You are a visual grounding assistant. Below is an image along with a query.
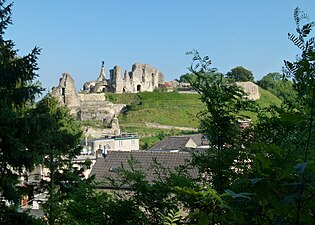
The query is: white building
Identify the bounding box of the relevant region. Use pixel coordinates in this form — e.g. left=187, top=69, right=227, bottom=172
left=83, top=133, right=139, bottom=155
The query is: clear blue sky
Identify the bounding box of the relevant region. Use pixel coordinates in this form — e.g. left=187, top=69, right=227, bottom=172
left=5, top=0, right=315, bottom=91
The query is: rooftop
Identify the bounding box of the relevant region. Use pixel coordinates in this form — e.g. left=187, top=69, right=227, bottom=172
left=150, top=134, right=206, bottom=151
left=90, top=150, right=198, bottom=187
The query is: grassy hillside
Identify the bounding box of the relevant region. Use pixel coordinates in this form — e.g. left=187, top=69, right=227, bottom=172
left=117, top=92, right=201, bottom=128
left=104, top=89, right=281, bottom=149
left=107, top=88, right=281, bottom=134
left=256, top=87, right=282, bottom=108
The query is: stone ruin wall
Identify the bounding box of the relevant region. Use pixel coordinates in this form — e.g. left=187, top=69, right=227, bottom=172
left=82, top=63, right=164, bottom=94
left=78, top=92, right=125, bottom=126
left=110, top=63, right=163, bottom=93
left=51, top=73, right=124, bottom=136
left=236, top=82, right=260, bottom=100
left=51, top=73, right=80, bottom=114
left=78, top=93, right=106, bottom=102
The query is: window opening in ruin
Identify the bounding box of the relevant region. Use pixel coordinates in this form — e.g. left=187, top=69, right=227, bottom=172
left=137, top=85, right=141, bottom=92
left=61, top=88, right=65, bottom=95
left=123, top=87, right=126, bottom=93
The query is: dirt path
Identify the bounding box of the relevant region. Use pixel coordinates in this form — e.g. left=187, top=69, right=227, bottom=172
left=145, top=122, right=198, bottom=131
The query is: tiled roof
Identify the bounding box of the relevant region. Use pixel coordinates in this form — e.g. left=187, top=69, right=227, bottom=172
left=90, top=151, right=198, bottom=187
left=150, top=134, right=203, bottom=151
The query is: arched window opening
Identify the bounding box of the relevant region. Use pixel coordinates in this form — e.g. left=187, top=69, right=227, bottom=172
left=137, top=85, right=141, bottom=92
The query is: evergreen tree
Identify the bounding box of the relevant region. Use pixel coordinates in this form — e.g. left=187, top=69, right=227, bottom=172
left=0, top=0, right=43, bottom=208
left=0, top=2, right=84, bottom=224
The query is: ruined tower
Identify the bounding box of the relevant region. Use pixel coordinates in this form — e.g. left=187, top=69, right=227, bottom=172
left=51, top=73, right=80, bottom=113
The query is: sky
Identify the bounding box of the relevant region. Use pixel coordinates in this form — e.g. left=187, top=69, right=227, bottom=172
left=5, top=0, right=315, bottom=91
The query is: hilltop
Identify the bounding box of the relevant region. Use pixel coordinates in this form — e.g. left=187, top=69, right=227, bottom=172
left=105, top=88, right=281, bottom=148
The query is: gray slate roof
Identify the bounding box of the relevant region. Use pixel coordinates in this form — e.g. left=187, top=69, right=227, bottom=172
left=150, top=134, right=204, bottom=151
left=90, top=150, right=198, bottom=187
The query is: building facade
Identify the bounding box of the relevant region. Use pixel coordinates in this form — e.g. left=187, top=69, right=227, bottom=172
left=85, top=133, right=140, bottom=154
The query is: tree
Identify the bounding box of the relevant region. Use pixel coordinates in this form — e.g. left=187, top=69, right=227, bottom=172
left=186, top=50, right=254, bottom=193
left=176, top=50, right=256, bottom=224
left=257, top=72, right=297, bottom=103
left=178, top=73, right=197, bottom=84
left=226, top=66, right=254, bottom=82
left=0, top=0, right=44, bottom=221
left=282, top=7, right=315, bottom=224
left=31, top=95, right=83, bottom=225
left=257, top=72, right=283, bottom=89
left=0, top=2, right=85, bottom=224
left=234, top=7, right=315, bottom=224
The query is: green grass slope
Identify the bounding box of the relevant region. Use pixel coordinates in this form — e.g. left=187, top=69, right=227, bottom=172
left=256, top=87, right=282, bottom=108
left=107, top=89, right=281, bottom=135
left=105, top=89, right=281, bottom=149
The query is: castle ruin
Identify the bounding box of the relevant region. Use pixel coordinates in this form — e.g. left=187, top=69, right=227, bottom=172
left=51, top=62, right=165, bottom=136
left=83, top=62, right=164, bottom=94
left=51, top=63, right=260, bottom=137
left=52, top=72, right=125, bottom=135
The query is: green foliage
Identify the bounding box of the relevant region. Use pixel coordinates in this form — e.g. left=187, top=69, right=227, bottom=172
left=226, top=66, right=255, bottom=82
left=160, top=209, right=181, bottom=225
left=32, top=95, right=84, bottom=224
left=257, top=72, right=283, bottom=89
left=175, top=185, right=230, bottom=225
left=0, top=203, right=44, bottom=225
left=58, top=184, right=146, bottom=225
left=140, top=136, right=161, bottom=150
left=0, top=0, right=45, bottom=222
left=105, top=92, right=117, bottom=102
left=178, top=73, right=197, bottom=83
left=280, top=7, right=315, bottom=224
left=3, top=1, right=315, bottom=224
left=187, top=49, right=255, bottom=193
left=237, top=7, right=315, bottom=224
left=257, top=72, right=298, bottom=103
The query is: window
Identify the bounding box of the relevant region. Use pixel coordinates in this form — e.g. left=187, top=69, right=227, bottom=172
left=118, top=140, right=123, bottom=147
left=131, top=139, right=135, bottom=146
left=137, top=85, right=141, bottom=92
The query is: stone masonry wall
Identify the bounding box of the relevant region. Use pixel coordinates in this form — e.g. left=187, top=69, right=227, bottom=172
left=236, top=82, right=260, bottom=100
left=52, top=73, right=125, bottom=134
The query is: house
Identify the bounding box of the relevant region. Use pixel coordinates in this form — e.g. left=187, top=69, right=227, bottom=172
left=82, top=133, right=139, bottom=155
left=149, top=134, right=208, bottom=152
left=90, top=150, right=198, bottom=187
